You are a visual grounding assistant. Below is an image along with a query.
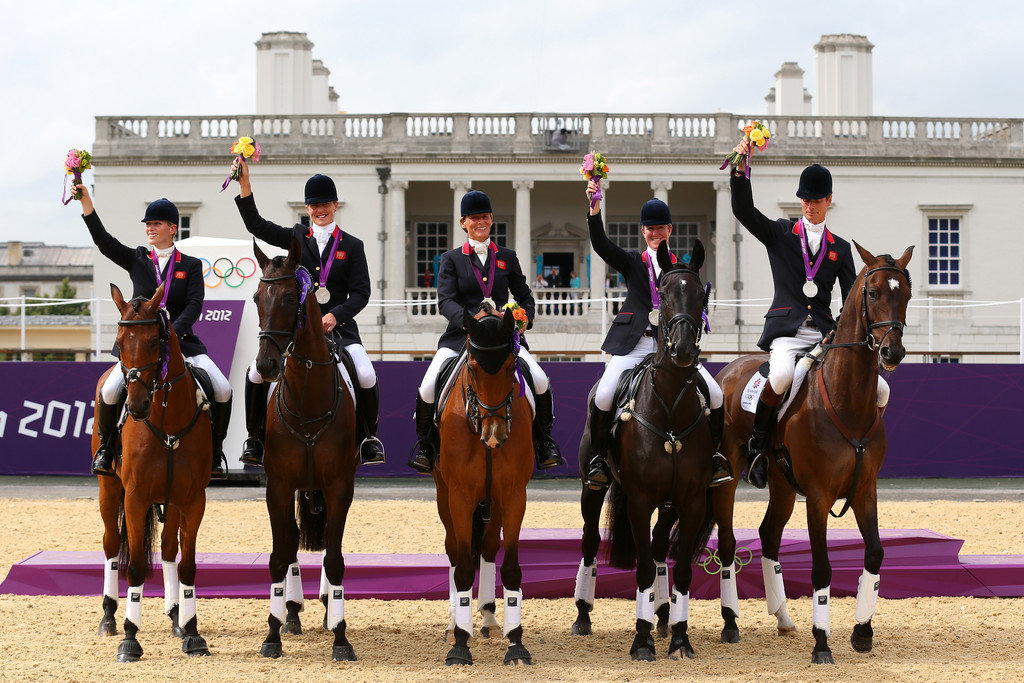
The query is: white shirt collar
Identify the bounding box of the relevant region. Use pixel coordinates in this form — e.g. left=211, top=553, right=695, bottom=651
left=645, top=247, right=662, bottom=277
left=468, top=238, right=491, bottom=265
left=153, top=246, right=174, bottom=258
left=801, top=218, right=826, bottom=254
left=311, top=222, right=337, bottom=249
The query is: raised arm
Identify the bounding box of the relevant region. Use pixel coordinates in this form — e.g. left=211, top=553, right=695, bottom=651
left=232, top=157, right=295, bottom=250
left=586, top=179, right=632, bottom=275
left=74, top=183, right=136, bottom=271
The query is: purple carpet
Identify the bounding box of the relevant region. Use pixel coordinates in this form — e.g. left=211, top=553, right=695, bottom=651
left=2, top=529, right=1021, bottom=599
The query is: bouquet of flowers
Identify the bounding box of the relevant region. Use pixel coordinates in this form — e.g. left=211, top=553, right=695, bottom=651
left=503, top=302, right=529, bottom=396
left=720, top=121, right=771, bottom=179
left=221, top=136, right=261, bottom=191
left=502, top=302, right=529, bottom=334
left=62, top=148, right=92, bottom=205
left=580, top=152, right=610, bottom=208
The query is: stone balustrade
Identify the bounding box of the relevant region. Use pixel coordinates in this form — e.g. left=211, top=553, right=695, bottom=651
left=93, top=113, right=1024, bottom=161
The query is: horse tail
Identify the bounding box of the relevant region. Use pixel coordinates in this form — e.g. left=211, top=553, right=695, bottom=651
left=470, top=502, right=487, bottom=565
left=297, top=491, right=328, bottom=552
left=669, top=488, right=717, bottom=565
left=118, top=500, right=157, bottom=581
left=604, top=480, right=637, bottom=570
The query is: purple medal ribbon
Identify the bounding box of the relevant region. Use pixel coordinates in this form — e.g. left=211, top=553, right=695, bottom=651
left=61, top=172, right=83, bottom=206
left=469, top=244, right=497, bottom=301
left=294, top=266, right=312, bottom=329
left=318, top=227, right=343, bottom=290
left=150, top=248, right=177, bottom=308
left=511, top=328, right=526, bottom=397
left=702, top=281, right=712, bottom=333
left=589, top=178, right=602, bottom=209
left=643, top=251, right=660, bottom=318
left=797, top=219, right=828, bottom=288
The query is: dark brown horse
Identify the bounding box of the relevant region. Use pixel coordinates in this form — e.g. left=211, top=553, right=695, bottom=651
left=94, top=283, right=213, bottom=662
left=712, top=242, right=913, bottom=664
left=434, top=304, right=534, bottom=666
left=572, top=241, right=716, bottom=661
left=251, top=238, right=360, bottom=662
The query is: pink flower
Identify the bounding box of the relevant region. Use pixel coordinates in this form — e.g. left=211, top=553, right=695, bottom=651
left=252, top=141, right=261, bottom=163
left=65, top=153, right=80, bottom=171
left=582, top=160, right=595, bottom=172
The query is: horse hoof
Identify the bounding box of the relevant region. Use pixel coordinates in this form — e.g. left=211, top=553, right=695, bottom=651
left=332, top=645, right=357, bottom=662
left=778, top=625, right=797, bottom=636
left=720, top=627, right=740, bottom=644
left=630, top=647, right=656, bottom=662
left=445, top=644, right=473, bottom=666
left=259, top=642, right=282, bottom=659
left=183, top=635, right=210, bottom=656
left=570, top=621, right=592, bottom=636
left=851, top=626, right=873, bottom=652
left=479, top=626, right=500, bottom=639
left=97, top=617, right=118, bottom=637
left=504, top=644, right=533, bottom=665
left=281, top=618, right=302, bottom=636
left=811, top=650, right=835, bottom=665
left=116, top=638, right=143, bottom=663
left=656, top=622, right=669, bottom=639
left=668, top=646, right=696, bottom=660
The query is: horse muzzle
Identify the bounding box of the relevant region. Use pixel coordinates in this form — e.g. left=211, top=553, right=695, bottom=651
left=126, top=394, right=151, bottom=421
left=255, top=351, right=283, bottom=382
left=480, top=421, right=508, bottom=449
left=879, top=343, right=906, bottom=372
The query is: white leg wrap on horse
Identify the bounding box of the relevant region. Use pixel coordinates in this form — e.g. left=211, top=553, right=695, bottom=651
left=669, top=588, right=689, bottom=625
left=761, top=557, right=795, bottom=629
left=573, top=560, right=597, bottom=605
left=318, top=551, right=328, bottom=600
left=446, top=566, right=457, bottom=631
left=270, top=581, right=286, bottom=625
left=285, top=561, right=304, bottom=609
left=654, top=561, right=670, bottom=610
left=720, top=562, right=739, bottom=616
left=855, top=570, right=881, bottom=624
left=635, top=587, right=656, bottom=625
left=478, top=558, right=496, bottom=609
left=812, top=586, right=831, bottom=637
left=178, top=584, right=196, bottom=628
left=503, top=589, right=523, bottom=637
left=162, top=560, right=178, bottom=615
left=455, top=589, right=473, bottom=634
left=103, top=557, right=119, bottom=601
left=126, top=585, right=143, bottom=629
left=327, top=584, right=345, bottom=630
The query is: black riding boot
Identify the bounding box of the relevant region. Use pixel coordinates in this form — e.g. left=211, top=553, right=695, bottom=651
left=708, top=406, right=733, bottom=487
left=91, top=397, right=122, bottom=477
left=532, top=389, right=564, bottom=470
left=356, top=384, right=386, bottom=465
left=586, top=401, right=615, bottom=490
left=408, top=396, right=438, bottom=475
left=241, top=377, right=269, bottom=466
left=209, top=397, right=231, bottom=481
left=746, top=384, right=782, bottom=489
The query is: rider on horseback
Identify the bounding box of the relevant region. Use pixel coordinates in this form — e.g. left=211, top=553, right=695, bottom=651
left=232, top=160, right=386, bottom=466
left=73, top=185, right=233, bottom=480
left=409, top=190, right=564, bottom=474
left=583, top=180, right=732, bottom=490
left=730, top=141, right=889, bottom=488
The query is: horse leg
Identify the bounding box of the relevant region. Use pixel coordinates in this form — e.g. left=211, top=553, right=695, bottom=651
left=500, top=494, right=532, bottom=666
left=711, top=482, right=741, bottom=643
left=758, top=483, right=798, bottom=635
left=666, top=493, right=705, bottom=661
left=260, top=482, right=297, bottom=659
left=444, top=494, right=476, bottom=666
left=651, top=506, right=678, bottom=638
left=281, top=557, right=304, bottom=636
left=570, top=482, right=605, bottom=636
left=324, top=479, right=357, bottom=662
left=850, top=484, right=883, bottom=654
left=97, top=476, right=123, bottom=637
left=434, top=476, right=458, bottom=644
left=159, top=506, right=184, bottom=639
left=627, top=498, right=657, bottom=662
left=116, top=495, right=150, bottom=663
left=478, top=508, right=502, bottom=639
left=176, top=495, right=210, bottom=657
left=805, top=492, right=836, bottom=665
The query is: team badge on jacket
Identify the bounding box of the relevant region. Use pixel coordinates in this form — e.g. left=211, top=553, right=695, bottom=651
left=496, top=260, right=506, bottom=270
left=336, top=251, right=346, bottom=260
left=828, top=251, right=838, bottom=261
left=174, top=271, right=186, bottom=279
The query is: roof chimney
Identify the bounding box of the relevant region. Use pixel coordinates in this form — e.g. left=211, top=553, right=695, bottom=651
left=8, top=241, right=22, bottom=266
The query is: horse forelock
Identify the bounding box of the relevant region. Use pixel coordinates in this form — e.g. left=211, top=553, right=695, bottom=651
left=468, top=314, right=511, bottom=374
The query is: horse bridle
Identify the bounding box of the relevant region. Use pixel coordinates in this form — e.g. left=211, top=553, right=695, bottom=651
left=658, top=267, right=707, bottom=359
left=117, top=308, right=187, bottom=405
left=825, top=264, right=911, bottom=352
left=256, top=267, right=312, bottom=360
left=464, top=333, right=516, bottom=435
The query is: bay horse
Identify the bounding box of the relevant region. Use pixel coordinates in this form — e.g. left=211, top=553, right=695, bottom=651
left=712, top=242, right=913, bottom=664
left=95, top=283, right=213, bottom=662
left=251, top=238, right=360, bottom=662
left=572, top=241, right=716, bottom=661
left=434, top=303, right=534, bottom=666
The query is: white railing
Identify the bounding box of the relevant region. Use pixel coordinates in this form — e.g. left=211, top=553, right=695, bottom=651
left=535, top=288, right=588, bottom=317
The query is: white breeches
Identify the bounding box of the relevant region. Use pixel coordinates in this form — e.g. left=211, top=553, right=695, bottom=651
left=594, top=336, right=722, bottom=412
left=101, top=354, right=231, bottom=404
left=417, top=346, right=549, bottom=403
left=248, top=343, right=376, bottom=390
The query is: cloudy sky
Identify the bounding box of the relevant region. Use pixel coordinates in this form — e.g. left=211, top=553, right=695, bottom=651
left=2, top=0, right=1020, bottom=246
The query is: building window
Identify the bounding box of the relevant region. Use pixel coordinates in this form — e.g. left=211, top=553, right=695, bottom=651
left=606, top=221, right=639, bottom=251
left=927, top=218, right=961, bottom=286
left=931, top=355, right=961, bottom=364
left=177, top=215, right=191, bottom=240
left=606, top=221, right=699, bottom=256
left=20, top=287, right=38, bottom=298
left=492, top=221, right=508, bottom=248
left=537, top=354, right=584, bottom=362
left=414, top=221, right=449, bottom=286
left=299, top=215, right=311, bottom=227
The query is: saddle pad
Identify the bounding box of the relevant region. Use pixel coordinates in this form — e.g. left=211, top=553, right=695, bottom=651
left=266, top=362, right=356, bottom=409
left=739, top=360, right=810, bottom=422
left=436, top=353, right=536, bottom=421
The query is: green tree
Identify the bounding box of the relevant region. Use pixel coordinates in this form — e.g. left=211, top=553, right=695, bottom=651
left=27, top=278, right=90, bottom=316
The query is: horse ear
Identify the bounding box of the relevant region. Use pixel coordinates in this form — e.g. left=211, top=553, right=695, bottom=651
left=689, top=239, right=705, bottom=272
left=656, top=240, right=673, bottom=273
left=110, top=283, right=127, bottom=315
left=287, top=236, right=302, bottom=267
left=896, top=244, right=915, bottom=269
left=254, top=239, right=270, bottom=272
left=853, top=240, right=876, bottom=266
left=463, top=307, right=480, bottom=336
left=502, top=307, right=516, bottom=336
left=148, top=283, right=165, bottom=309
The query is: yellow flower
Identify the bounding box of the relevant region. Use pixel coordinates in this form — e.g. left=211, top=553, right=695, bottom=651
left=238, top=136, right=253, bottom=145
left=242, top=144, right=255, bottom=157
left=749, top=128, right=765, bottom=143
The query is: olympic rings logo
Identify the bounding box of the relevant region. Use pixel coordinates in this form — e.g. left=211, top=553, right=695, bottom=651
left=696, top=545, right=753, bottom=575
left=201, top=257, right=257, bottom=289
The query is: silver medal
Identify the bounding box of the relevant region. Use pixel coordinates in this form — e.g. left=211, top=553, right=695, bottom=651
left=649, top=309, right=660, bottom=326
left=802, top=280, right=818, bottom=298
left=315, top=287, right=330, bottom=305
left=481, top=297, right=496, bottom=310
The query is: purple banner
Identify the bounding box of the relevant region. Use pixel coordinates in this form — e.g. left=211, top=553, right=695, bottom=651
left=1, top=361, right=1023, bottom=478
left=192, top=300, right=245, bottom=375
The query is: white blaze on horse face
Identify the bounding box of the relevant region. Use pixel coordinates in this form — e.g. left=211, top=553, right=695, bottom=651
left=888, top=278, right=899, bottom=291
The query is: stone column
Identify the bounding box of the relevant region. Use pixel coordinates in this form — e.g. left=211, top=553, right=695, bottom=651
left=513, top=180, right=533, bottom=278
left=450, top=180, right=472, bottom=249
left=386, top=179, right=408, bottom=309
left=713, top=180, right=739, bottom=326
left=651, top=180, right=673, bottom=203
